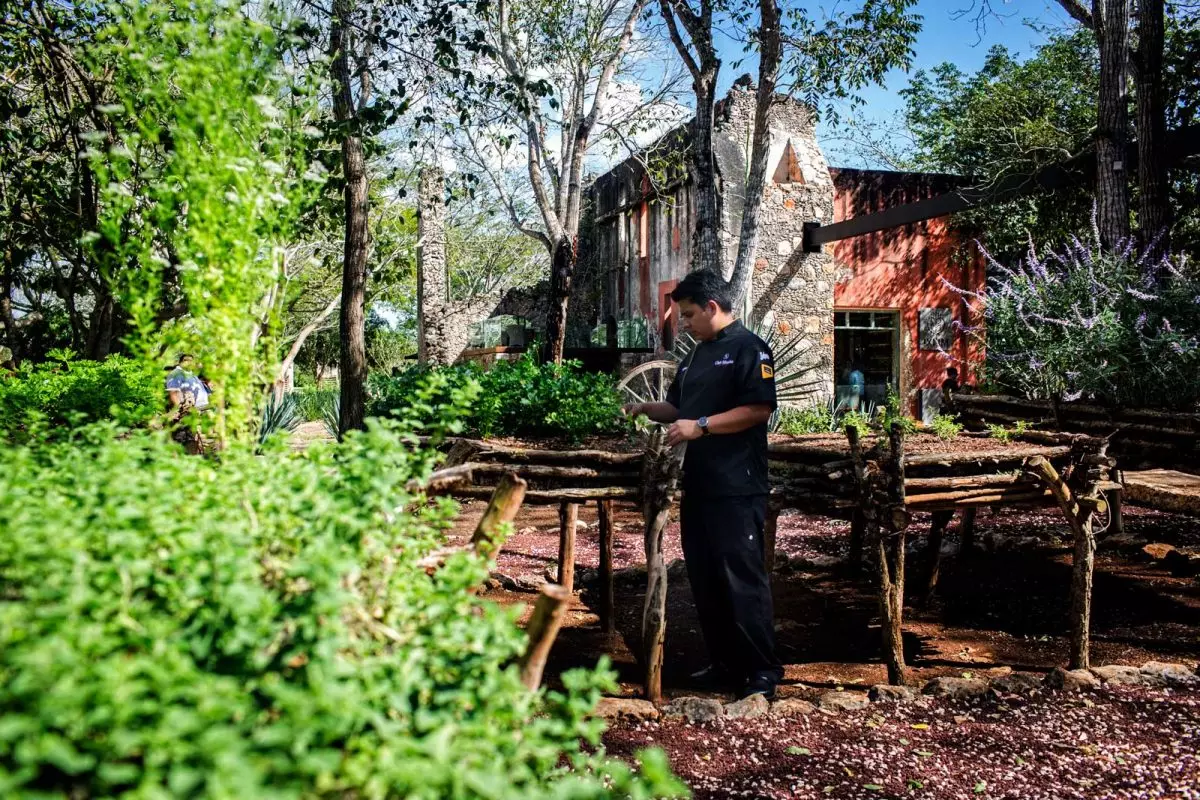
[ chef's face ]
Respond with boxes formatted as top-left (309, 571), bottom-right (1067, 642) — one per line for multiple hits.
top-left (677, 298), bottom-right (720, 341)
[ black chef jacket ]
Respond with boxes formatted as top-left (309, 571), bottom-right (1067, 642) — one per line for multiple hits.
top-left (665, 320), bottom-right (777, 496)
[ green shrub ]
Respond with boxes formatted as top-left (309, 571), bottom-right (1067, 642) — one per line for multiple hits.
top-left (877, 388), bottom-right (918, 435)
top-left (0, 374), bottom-right (682, 799)
top-left (775, 403), bottom-right (836, 435)
top-left (369, 357), bottom-right (630, 442)
top-left (0, 350), bottom-right (163, 437)
top-left (930, 413), bottom-right (964, 441)
top-left (291, 385), bottom-right (339, 421)
top-left (986, 419), bottom-right (1029, 443)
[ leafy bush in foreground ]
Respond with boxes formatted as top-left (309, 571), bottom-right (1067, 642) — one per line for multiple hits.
top-left (0, 376), bottom-right (682, 798)
top-left (0, 351), bottom-right (162, 437)
top-left (368, 357), bottom-right (630, 441)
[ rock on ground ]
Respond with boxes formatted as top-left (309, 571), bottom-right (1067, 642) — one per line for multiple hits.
top-left (1045, 667), bottom-right (1100, 691)
top-left (1090, 665), bottom-right (1144, 685)
top-left (593, 697), bottom-right (661, 723)
top-left (662, 696), bottom-right (724, 724)
top-left (990, 673), bottom-right (1044, 694)
top-left (922, 676), bottom-right (991, 699)
top-left (868, 684), bottom-right (920, 703)
top-left (771, 698), bottom-right (817, 718)
top-left (817, 691), bottom-right (869, 713)
top-left (724, 693), bottom-right (770, 720)
top-left (1139, 661), bottom-right (1199, 687)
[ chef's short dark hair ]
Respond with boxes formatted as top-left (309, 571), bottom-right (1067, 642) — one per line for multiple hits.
top-left (671, 269), bottom-right (733, 312)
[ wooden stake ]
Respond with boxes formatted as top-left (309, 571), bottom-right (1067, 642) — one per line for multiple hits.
top-left (959, 507), bottom-right (977, 552)
top-left (597, 499), bottom-right (615, 635)
top-left (470, 472), bottom-right (527, 555)
top-left (764, 500), bottom-right (782, 574)
top-left (641, 431), bottom-right (682, 705)
top-left (454, 486), bottom-right (640, 503)
top-left (519, 583), bottom-right (570, 690)
top-left (923, 510), bottom-right (954, 604)
top-left (1025, 454), bottom-right (1102, 670)
top-left (558, 502), bottom-right (579, 593)
top-left (877, 422), bottom-right (909, 686)
top-left (1107, 487), bottom-right (1125, 536)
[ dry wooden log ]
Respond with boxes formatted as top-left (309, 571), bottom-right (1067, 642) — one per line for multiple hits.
top-left (519, 584), bottom-right (570, 690)
top-left (905, 484), bottom-right (1049, 506)
top-left (470, 473), bottom-right (528, 553)
top-left (904, 473), bottom-right (1029, 492)
top-left (558, 502), bottom-right (579, 593)
top-left (458, 439), bottom-right (644, 466)
top-left (597, 499), bottom-right (615, 635)
top-left (767, 441), bottom-right (852, 461)
top-left (406, 463), bottom-right (476, 495)
top-left (954, 393), bottom-right (1200, 427)
top-left (455, 486), bottom-right (640, 504)
top-left (845, 424), bottom-right (876, 571)
top-left (471, 462), bottom-right (639, 481)
top-left (902, 446), bottom-right (1072, 468)
top-left (910, 491), bottom-right (1055, 512)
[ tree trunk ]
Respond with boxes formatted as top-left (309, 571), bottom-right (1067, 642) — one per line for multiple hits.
top-left (727, 0), bottom-right (781, 309)
top-left (330, 0), bottom-right (369, 435)
top-left (1094, 0), bottom-right (1131, 249)
top-left (541, 238), bottom-right (574, 364)
top-left (86, 291), bottom-right (114, 360)
top-left (417, 166), bottom-right (452, 365)
top-left (690, 73), bottom-right (722, 276)
top-left (1134, 0), bottom-right (1170, 258)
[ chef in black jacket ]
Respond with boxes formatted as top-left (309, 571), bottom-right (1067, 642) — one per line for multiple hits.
top-left (623, 268), bottom-right (783, 699)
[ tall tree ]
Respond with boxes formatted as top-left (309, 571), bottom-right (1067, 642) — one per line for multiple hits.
top-left (1134, 0), bottom-right (1170, 257)
top-left (327, 0), bottom-right (370, 434)
top-left (659, 0), bottom-right (920, 308)
top-left (473, 0), bottom-right (669, 363)
top-left (1092, 0), bottom-right (1132, 247)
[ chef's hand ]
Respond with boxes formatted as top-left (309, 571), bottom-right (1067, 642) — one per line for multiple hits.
top-left (667, 419), bottom-right (702, 447)
top-left (621, 402), bottom-right (643, 418)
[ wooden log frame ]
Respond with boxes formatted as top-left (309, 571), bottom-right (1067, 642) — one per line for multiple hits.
top-left (922, 510), bottom-right (955, 604)
top-left (519, 584), bottom-right (570, 689)
top-left (558, 502), bottom-right (579, 593)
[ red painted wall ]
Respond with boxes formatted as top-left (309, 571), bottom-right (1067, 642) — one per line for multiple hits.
top-left (829, 168), bottom-right (984, 413)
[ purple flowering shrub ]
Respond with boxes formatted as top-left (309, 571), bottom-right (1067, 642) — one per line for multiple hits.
top-left (954, 233), bottom-right (1200, 408)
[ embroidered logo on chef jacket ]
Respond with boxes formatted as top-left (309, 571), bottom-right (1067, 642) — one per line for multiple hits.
top-left (714, 353), bottom-right (735, 366)
top-left (758, 351), bottom-right (771, 361)
top-left (761, 363), bottom-right (774, 379)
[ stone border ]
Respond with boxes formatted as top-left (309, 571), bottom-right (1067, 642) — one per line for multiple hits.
top-left (592, 660), bottom-right (1199, 725)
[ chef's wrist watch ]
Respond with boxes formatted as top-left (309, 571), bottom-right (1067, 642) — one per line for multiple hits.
top-left (697, 416), bottom-right (710, 435)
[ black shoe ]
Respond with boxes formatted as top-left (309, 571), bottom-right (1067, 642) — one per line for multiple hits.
top-left (689, 664), bottom-right (734, 690)
top-left (741, 675), bottom-right (777, 700)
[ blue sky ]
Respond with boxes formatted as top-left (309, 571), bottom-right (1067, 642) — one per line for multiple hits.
top-left (711, 0), bottom-right (1085, 168)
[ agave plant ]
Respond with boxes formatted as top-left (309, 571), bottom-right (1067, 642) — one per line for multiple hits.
top-left (257, 391), bottom-right (301, 445)
top-left (319, 392), bottom-right (341, 440)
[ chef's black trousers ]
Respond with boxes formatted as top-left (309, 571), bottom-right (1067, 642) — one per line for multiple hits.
top-left (680, 493), bottom-right (783, 682)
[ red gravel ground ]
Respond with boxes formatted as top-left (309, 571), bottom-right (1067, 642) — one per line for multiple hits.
top-left (447, 499), bottom-right (1200, 798)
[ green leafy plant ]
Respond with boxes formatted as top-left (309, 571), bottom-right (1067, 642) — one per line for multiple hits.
top-left (0, 350), bottom-right (163, 439)
top-left (256, 391), bottom-right (301, 445)
top-left (319, 391), bottom-right (341, 440)
top-left (0, 376), bottom-right (682, 798)
top-left (986, 419), bottom-right (1029, 443)
top-left (368, 357), bottom-right (630, 442)
top-left (930, 413), bottom-right (964, 441)
top-left (877, 387), bottom-right (918, 435)
top-left (291, 385), bottom-right (339, 421)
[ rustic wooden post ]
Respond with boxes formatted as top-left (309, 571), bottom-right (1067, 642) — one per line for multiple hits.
top-left (558, 501), bottom-right (579, 593)
top-left (764, 498), bottom-right (782, 574)
top-left (1025, 453), bottom-right (1104, 670)
top-left (471, 472), bottom-right (528, 555)
top-left (959, 507), bottom-right (977, 552)
top-left (641, 431), bottom-right (683, 704)
top-left (519, 584), bottom-right (570, 689)
top-left (597, 498), bottom-right (615, 635)
top-left (922, 509), bottom-right (955, 604)
top-left (848, 510), bottom-right (865, 568)
top-left (1107, 485), bottom-right (1125, 536)
top-left (877, 422), bottom-right (910, 686)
